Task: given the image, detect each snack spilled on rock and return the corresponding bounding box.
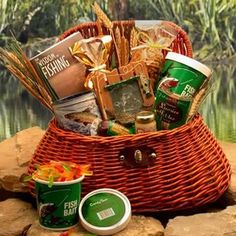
[0,2,212,135]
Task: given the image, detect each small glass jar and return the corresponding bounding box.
[135,111,157,133]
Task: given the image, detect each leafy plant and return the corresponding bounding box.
[130,0,236,61]
[200,64,236,142]
[0,38,55,109]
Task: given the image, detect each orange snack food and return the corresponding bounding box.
[32,161,92,183]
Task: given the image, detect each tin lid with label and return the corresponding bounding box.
[165,52,212,78]
[78,188,131,235]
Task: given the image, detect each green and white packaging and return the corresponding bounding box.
[79,188,131,235]
[34,175,84,231]
[154,52,212,129]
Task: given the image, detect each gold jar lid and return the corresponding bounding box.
[135,111,155,123]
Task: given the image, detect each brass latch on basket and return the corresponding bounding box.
[119,146,156,167]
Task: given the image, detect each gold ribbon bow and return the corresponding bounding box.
[69,35,112,88]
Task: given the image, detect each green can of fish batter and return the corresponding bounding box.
[34,176,84,231]
[159,52,212,98]
[154,52,212,130]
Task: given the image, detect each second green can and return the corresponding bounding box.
[154,52,212,130]
[158,52,212,97]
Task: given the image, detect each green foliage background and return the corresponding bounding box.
[0,0,236,142]
[1,0,236,60]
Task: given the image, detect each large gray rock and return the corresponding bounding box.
[0,198,37,236]
[0,127,44,192]
[165,205,236,236]
[27,215,164,236]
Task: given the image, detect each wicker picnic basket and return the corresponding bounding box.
[27,20,231,213]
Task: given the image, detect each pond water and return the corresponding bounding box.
[0,62,236,143]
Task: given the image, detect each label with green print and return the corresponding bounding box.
[161,59,207,98]
[153,53,210,130]
[35,180,82,230]
[154,89,192,130]
[81,192,126,227]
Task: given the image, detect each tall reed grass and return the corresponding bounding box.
[132,0,236,61]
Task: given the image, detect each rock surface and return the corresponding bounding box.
[0,198,37,236]
[27,215,164,236]
[165,205,236,236]
[219,141,236,204]
[0,127,44,192]
[115,215,164,236]
[0,128,236,236]
[27,222,74,236]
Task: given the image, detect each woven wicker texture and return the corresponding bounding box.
[59,20,193,58]
[28,21,230,212]
[28,115,231,213]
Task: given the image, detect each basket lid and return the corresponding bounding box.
[78,188,131,235]
[165,52,212,78]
